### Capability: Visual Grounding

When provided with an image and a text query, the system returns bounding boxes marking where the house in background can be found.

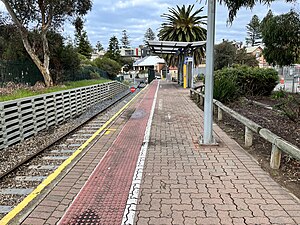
[169,66,178,80]
[120,47,142,60]
[245,46,268,68]
[133,56,165,74]
[91,50,106,61]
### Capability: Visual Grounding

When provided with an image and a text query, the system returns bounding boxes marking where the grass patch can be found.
[0,79,110,102]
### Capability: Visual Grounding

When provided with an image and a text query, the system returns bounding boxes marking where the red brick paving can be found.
[58,81,158,224]
[18,81,299,225]
[19,85,151,225]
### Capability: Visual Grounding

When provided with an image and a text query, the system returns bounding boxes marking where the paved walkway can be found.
[17,81,299,225]
[133,82,299,225]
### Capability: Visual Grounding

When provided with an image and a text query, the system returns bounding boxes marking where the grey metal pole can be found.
[191,51,195,89]
[202,0,216,144]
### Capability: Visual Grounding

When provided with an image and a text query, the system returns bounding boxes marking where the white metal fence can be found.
[0,81,129,150]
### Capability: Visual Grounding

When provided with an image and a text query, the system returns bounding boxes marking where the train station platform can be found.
[11,80,300,224]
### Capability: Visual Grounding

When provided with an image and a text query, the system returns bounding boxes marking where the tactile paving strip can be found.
[59,82,158,225]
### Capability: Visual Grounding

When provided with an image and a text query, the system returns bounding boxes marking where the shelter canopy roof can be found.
[147,40,206,54]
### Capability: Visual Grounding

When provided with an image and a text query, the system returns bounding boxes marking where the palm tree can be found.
[158,4,207,66]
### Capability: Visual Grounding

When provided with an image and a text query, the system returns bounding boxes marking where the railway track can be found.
[0,90,140,220]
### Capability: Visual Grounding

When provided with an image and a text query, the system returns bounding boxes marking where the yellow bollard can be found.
[183,64,187,88]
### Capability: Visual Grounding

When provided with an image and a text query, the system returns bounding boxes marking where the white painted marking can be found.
[158,99,163,111]
[168,113,171,120]
[121,81,160,225]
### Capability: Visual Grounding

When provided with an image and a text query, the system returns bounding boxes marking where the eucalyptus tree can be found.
[217,0,296,23]
[1,0,92,86]
[158,4,207,66]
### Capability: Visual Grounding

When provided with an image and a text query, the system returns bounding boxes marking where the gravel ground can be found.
[211,98,300,198]
[0,91,133,177]
[0,89,142,215]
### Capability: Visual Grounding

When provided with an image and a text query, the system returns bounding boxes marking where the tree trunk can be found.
[21,34,53,87]
[2,0,53,87]
[41,30,53,86]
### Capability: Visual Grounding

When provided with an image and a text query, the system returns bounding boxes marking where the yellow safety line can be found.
[0,88,146,225]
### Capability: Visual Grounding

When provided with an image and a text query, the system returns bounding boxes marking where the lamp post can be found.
[202,0,216,145]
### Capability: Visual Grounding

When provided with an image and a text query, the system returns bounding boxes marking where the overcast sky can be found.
[1,1,299,48]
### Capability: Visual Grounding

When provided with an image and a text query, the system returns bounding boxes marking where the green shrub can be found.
[213,68,239,103]
[274,95,300,122]
[89,71,101,79]
[213,66,279,103]
[272,89,287,99]
[93,57,121,80]
[72,65,109,81]
[236,66,278,96]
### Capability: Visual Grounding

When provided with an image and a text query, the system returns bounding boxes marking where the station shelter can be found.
[146,40,206,88]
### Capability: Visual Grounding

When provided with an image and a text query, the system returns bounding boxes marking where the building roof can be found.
[147,40,206,54]
[245,46,263,54]
[133,56,165,67]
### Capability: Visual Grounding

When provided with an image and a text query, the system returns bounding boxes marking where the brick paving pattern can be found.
[20,86,153,225]
[18,81,300,225]
[134,81,300,225]
[58,81,157,224]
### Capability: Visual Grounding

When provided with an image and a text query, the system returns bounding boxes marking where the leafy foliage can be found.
[217,0,296,23]
[158,4,207,66]
[1,0,92,86]
[94,57,121,80]
[235,48,259,67]
[95,41,104,52]
[274,94,300,123]
[53,43,81,83]
[121,30,130,48]
[261,10,300,66]
[271,89,287,99]
[105,36,121,62]
[77,31,93,59]
[236,66,279,96]
[2,0,92,28]
[72,65,108,81]
[0,21,27,60]
[214,40,236,70]
[144,28,156,44]
[213,66,278,102]
[0,19,81,84]
[214,40,258,70]
[245,15,262,46]
[213,70,239,103]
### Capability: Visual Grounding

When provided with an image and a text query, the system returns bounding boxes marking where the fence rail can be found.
[0,81,129,150]
[190,89,300,169]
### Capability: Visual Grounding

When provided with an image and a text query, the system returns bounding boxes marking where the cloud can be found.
[84,0,298,48]
[0,2,5,12]
[1,0,299,49]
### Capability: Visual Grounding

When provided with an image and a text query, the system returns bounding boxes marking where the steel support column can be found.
[202,0,216,144]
